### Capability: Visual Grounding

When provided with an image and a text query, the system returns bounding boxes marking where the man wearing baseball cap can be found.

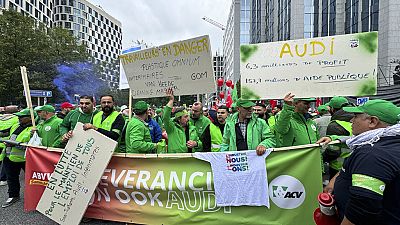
[34,105,62,147]
[272,93,319,148]
[125,100,158,153]
[0,108,35,208]
[318,99,400,225]
[221,98,275,153]
[57,102,74,120]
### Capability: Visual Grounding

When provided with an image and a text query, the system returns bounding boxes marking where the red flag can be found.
[226,90,233,108]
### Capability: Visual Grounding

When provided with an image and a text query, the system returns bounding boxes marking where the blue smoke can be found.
[53,62,108,103]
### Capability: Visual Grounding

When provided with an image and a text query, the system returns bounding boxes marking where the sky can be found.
[90,0,231,54]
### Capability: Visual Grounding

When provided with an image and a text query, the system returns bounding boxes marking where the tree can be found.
[0,10,88,105]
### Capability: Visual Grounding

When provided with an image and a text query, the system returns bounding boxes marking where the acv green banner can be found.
[26,147,323,225]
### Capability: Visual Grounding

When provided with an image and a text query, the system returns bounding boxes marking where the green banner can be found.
[81,147,322,224]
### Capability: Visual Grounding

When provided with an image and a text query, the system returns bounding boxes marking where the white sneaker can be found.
[0,181,7,186]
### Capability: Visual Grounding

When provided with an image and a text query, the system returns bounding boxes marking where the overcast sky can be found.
[90,0,231,54]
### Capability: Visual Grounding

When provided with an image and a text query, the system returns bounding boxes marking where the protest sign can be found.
[240,32,378,99]
[35,122,117,225]
[26,146,322,225]
[120,35,216,99]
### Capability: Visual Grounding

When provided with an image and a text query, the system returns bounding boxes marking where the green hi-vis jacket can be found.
[125,116,155,154]
[0,115,19,149]
[93,111,120,133]
[0,123,32,162]
[190,114,211,150]
[328,120,352,170]
[220,112,276,151]
[54,108,99,148]
[37,115,62,147]
[163,106,202,153]
[274,104,319,147]
[210,123,223,152]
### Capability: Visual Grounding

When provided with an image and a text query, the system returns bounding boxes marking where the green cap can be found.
[14,108,37,117]
[35,105,55,113]
[295,97,316,102]
[328,96,349,109]
[236,98,256,108]
[343,99,400,125]
[155,108,162,114]
[317,105,329,113]
[134,101,149,111]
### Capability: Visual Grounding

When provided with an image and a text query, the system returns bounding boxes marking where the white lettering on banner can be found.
[150,171,166,191]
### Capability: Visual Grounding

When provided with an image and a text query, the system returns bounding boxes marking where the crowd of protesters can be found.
[0,89,398,225]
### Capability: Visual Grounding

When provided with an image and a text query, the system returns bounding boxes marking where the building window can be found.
[64,21,71,28]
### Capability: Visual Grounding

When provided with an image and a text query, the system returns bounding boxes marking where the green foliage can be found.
[357,32,378,54]
[357,79,377,96]
[240,45,258,63]
[0,10,89,105]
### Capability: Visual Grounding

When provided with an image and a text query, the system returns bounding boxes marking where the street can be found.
[0,171,124,225]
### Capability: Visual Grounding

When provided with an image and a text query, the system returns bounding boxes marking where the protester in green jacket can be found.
[125,101,157,154]
[34,105,62,147]
[0,110,19,185]
[221,98,276,154]
[0,108,34,208]
[55,95,98,148]
[163,89,202,153]
[274,93,319,147]
[190,101,211,151]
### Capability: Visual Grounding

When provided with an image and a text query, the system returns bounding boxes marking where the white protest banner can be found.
[240,32,378,99]
[36,122,117,225]
[120,35,216,99]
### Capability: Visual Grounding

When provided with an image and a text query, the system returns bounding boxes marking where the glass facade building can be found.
[1,0,122,88]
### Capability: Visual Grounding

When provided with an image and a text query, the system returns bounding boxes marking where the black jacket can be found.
[334,135,400,225]
[326,109,353,136]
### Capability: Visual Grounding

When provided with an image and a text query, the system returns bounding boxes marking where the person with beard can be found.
[83,95,125,143]
[317,100,400,225]
[55,95,99,148]
[253,103,271,125]
[0,109,34,208]
[215,105,229,134]
[272,93,319,148]
[221,98,275,153]
[163,88,202,153]
[145,107,162,143]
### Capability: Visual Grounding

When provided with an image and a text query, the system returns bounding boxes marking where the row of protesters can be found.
[0,106,19,186]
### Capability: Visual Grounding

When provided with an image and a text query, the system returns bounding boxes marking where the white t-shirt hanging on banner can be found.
[194,150,272,208]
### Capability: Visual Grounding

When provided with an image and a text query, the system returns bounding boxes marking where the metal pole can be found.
[197,94,200,102]
[128,88,132,120]
[37,97,40,106]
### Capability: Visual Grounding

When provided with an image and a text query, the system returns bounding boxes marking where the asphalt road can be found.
[0,170,125,225]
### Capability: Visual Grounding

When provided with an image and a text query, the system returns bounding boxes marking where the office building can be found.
[1,0,122,88]
[54,0,122,88]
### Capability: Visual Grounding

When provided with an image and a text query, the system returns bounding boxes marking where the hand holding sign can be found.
[283,93,295,106]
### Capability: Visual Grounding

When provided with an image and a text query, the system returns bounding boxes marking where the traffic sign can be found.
[357,97,369,105]
[23,90,52,97]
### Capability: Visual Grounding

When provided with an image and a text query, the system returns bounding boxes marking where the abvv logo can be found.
[269,175,305,209]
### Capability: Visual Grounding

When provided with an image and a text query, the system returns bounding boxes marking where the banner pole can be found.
[20,66,36,128]
[128,88,132,120]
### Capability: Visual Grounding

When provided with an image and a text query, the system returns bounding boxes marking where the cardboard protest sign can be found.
[240,32,378,99]
[36,122,117,225]
[120,35,216,98]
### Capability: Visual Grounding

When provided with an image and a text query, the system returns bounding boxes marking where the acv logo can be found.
[269,175,306,209]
